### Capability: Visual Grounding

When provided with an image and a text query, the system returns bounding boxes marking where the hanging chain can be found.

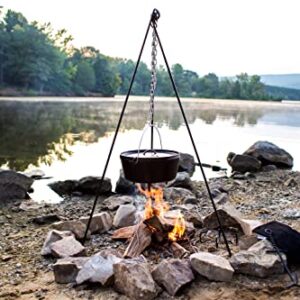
[147,27,158,124]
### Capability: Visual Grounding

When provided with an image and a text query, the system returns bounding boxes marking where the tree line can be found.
[1,9,300,100]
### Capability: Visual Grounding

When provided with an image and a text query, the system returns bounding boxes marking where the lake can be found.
[1,96,300,202]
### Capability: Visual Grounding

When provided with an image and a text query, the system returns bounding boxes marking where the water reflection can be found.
[0,98,299,171]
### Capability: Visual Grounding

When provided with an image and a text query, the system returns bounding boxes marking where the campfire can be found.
[139,184,186,242]
[112,184,190,258]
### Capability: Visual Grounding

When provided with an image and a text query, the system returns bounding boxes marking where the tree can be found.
[74,61,95,94]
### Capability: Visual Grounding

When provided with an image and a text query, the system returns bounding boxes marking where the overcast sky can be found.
[1,0,300,76]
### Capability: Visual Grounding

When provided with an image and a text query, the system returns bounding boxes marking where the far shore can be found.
[0,95,300,106]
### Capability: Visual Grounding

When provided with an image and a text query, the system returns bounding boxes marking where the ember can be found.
[138,184,186,242]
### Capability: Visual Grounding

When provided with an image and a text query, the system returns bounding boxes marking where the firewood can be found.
[123,222,152,258]
[143,215,173,233]
[171,242,189,258]
[112,225,137,240]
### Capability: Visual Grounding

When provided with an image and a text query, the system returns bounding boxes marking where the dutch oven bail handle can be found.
[133,124,163,163]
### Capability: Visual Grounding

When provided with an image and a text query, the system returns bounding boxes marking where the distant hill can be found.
[260,74,300,90]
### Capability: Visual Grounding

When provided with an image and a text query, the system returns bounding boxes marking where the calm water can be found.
[1,96,300,202]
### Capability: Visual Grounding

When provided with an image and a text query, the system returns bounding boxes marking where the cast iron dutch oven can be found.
[120,149,179,183]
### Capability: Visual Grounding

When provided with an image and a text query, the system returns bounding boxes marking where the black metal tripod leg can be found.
[153,26,232,257]
[82,17,153,244]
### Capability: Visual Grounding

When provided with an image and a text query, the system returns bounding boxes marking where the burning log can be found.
[123,222,152,258]
[171,242,189,258]
[112,225,137,240]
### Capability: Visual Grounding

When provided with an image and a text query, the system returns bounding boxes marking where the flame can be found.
[137,184,186,242]
[168,213,186,242]
[137,185,169,219]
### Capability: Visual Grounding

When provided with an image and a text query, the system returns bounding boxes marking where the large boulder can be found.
[49,176,112,197]
[243,141,293,169]
[227,152,261,173]
[0,170,33,202]
[178,153,195,176]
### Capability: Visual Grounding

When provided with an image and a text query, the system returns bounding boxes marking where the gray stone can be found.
[77,176,112,194]
[114,260,160,300]
[185,211,203,228]
[227,153,261,173]
[53,257,89,284]
[113,204,136,228]
[115,169,136,195]
[80,212,112,233]
[178,153,195,176]
[152,259,194,296]
[0,170,33,202]
[32,214,60,225]
[229,240,285,278]
[164,187,196,204]
[41,230,73,256]
[190,252,234,282]
[239,234,259,250]
[167,172,194,190]
[50,236,85,258]
[52,220,90,240]
[244,141,293,169]
[102,195,134,211]
[283,208,300,220]
[261,164,277,172]
[76,254,122,286]
[48,180,78,196]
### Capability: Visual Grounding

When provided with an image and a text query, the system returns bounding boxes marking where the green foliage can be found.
[0,8,299,100]
[74,61,95,93]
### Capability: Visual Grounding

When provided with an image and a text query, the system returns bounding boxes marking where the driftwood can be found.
[123,222,152,258]
[171,242,189,258]
[112,225,137,240]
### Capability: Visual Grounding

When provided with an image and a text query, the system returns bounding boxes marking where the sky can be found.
[1,0,300,76]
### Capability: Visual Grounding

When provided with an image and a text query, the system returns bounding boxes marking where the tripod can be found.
[83,9,232,257]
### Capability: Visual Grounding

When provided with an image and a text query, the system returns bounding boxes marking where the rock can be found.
[203,204,262,235]
[19,200,46,211]
[49,177,112,196]
[52,220,90,240]
[53,257,89,284]
[152,259,194,296]
[77,176,112,194]
[48,180,78,196]
[32,214,61,225]
[229,240,285,278]
[115,169,136,194]
[244,141,293,169]
[227,153,261,173]
[167,172,194,190]
[50,236,85,258]
[190,252,234,282]
[261,164,277,172]
[114,259,159,300]
[76,254,122,286]
[214,192,229,205]
[185,211,203,228]
[102,195,134,211]
[164,187,197,204]
[239,234,259,250]
[284,178,297,187]
[41,230,74,256]
[282,208,300,220]
[0,170,33,190]
[113,204,136,228]
[0,170,33,202]
[203,204,242,230]
[178,153,195,176]
[80,212,112,233]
